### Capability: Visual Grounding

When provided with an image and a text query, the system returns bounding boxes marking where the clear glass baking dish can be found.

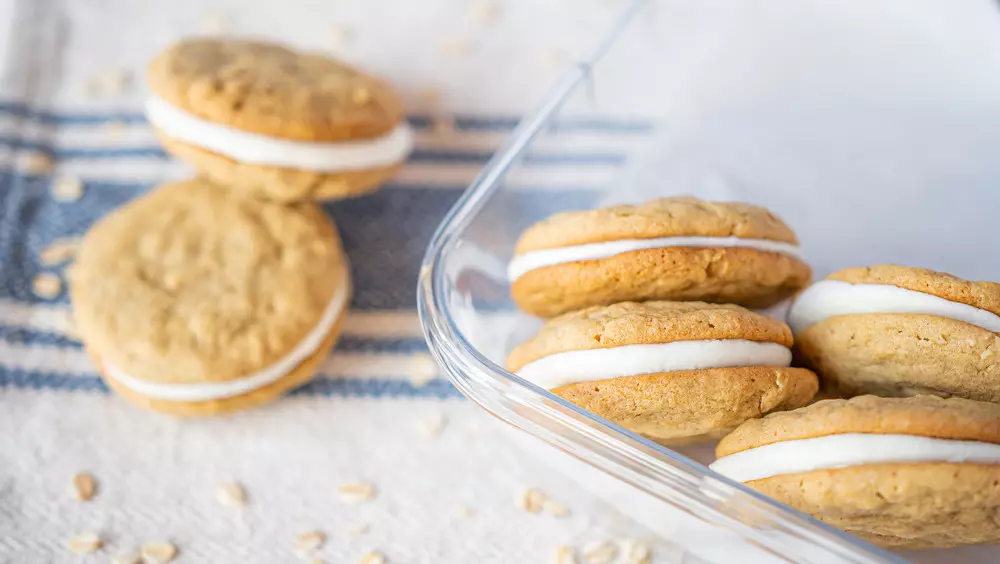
[418,1,1000,561]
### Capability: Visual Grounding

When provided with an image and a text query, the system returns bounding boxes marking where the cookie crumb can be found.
[200,11,228,33]
[32,273,62,299]
[457,506,475,518]
[104,120,128,139]
[471,0,501,25]
[52,176,84,202]
[67,532,102,554]
[329,24,354,49]
[551,545,577,564]
[619,539,651,564]
[338,482,375,504]
[516,487,545,514]
[294,531,326,557]
[23,153,53,175]
[430,114,456,138]
[582,540,617,564]
[543,500,569,518]
[40,237,80,265]
[216,482,247,507]
[346,522,371,539]
[86,69,131,97]
[408,354,439,387]
[111,552,140,564]
[140,541,177,564]
[72,472,97,501]
[416,87,441,110]
[418,413,447,438]
[358,551,386,564]
[439,38,473,57]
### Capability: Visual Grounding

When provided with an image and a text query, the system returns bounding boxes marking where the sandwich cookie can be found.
[712,395,1000,548]
[508,197,812,317]
[788,264,1000,402]
[505,301,818,443]
[69,178,351,416]
[147,38,413,202]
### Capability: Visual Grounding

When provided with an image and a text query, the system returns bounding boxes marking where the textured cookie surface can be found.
[512,246,810,317]
[514,196,799,254]
[829,264,1000,316]
[553,366,817,441]
[796,313,1000,402]
[148,38,404,141]
[70,178,348,384]
[747,463,1000,548]
[158,133,402,202]
[717,395,1000,457]
[506,301,792,372]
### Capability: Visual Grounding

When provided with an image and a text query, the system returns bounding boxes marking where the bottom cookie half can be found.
[747,462,1000,549]
[551,366,818,443]
[94,313,346,417]
[159,133,403,203]
[797,313,1000,403]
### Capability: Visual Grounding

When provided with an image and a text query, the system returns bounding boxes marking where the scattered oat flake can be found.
[471,0,501,25]
[32,273,62,299]
[140,541,177,564]
[543,500,569,518]
[52,176,84,202]
[67,532,102,554]
[87,69,130,96]
[439,38,473,56]
[104,120,128,139]
[430,114,456,137]
[408,354,438,387]
[112,552,140,564]
[457,506,475,518]
[338,481,376,504]
[358,551,386,564]
[582,540,618,564]
[294,531,326,557]
[347,522,371,538]
[40,237,80,265]
[516,487,546,513]
[418,413,447,438]
[416,87,441,110]
[619,539,651,564]
[23,152,53,174]
[551,545,577,564]
[72,472,96,501]
[216,482,247,506]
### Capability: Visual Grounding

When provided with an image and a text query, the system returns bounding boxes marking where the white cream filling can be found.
[105,271,351,402]
[515,339,791,390]
[145,95,414,171]
[710,433,1000,483]
[507,236,803,282]
[787,279,1000,335]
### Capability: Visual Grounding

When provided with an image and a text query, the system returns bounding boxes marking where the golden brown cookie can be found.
[788,264,1000,402]
[146,38,412,202]
[711,395,1000,548]
[508,197,811,317]
[506,301,817,443]
[69,178,352,416]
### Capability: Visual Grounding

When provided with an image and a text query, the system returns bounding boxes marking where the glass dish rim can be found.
[416,1,906,561]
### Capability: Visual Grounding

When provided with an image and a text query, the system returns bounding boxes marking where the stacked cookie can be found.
[710,265,1000,548]
[505,197,817,444]
[70,38,412,416]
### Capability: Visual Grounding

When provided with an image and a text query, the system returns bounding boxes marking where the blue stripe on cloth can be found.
[0,102,653,132]
[0,324,429,354]
[0,137,627,166]
[0,174,597,310]
[0,368,461,398]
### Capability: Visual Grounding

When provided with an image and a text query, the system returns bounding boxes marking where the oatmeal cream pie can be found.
[505,301,818,443]
[146,38,412,202]
[788,264,1000,402]
[712,395,1000,549]
[69,178,351,416]
[508,197,811,317]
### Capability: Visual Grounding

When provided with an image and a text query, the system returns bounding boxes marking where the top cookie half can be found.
[148,38,405,141]
[70,178,349,384]
[508,197,812,317]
